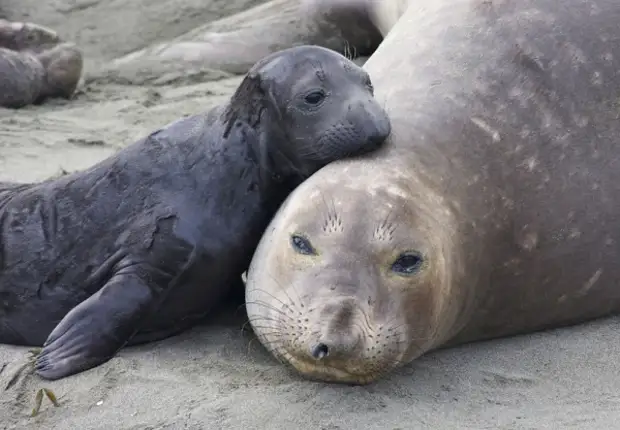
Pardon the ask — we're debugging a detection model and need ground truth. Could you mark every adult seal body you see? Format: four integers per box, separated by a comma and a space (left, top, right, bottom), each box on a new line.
246, 0, 620, 384
104, 0, 386, 83
0, 19, 83, 108
0, 45, 390, 380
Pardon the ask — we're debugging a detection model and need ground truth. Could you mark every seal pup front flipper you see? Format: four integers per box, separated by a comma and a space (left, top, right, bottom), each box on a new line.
34, 216, 195, 381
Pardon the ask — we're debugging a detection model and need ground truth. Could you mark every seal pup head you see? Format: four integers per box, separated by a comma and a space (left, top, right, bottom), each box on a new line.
246, 159, 464, 385
222, 45, 391, 181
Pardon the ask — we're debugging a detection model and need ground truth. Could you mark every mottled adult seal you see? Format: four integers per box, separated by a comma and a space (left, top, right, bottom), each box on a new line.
0, 45, 390, 380
0, 20, 83, 108
246, 0, 620, 385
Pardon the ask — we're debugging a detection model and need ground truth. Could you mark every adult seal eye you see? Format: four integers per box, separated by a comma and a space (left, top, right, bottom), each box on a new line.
304, 90, 325, 106
290, 234, 317, 255
391, 252, 423, 275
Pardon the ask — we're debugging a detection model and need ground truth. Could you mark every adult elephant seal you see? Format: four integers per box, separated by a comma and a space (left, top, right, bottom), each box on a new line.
103, 0, 385, 84
0, 20, 83, 108
246, 0, 620, 385
0, 45, 390, 380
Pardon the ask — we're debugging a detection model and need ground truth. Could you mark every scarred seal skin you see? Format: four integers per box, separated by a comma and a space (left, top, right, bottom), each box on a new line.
0, 45, 391, 380
245, 0, 620, 385
0, 20, 83, 108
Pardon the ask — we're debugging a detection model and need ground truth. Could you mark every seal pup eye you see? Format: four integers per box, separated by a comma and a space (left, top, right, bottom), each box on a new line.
304, 90, 326, 106
290, 234, 317, 255
391, 251, 423, 275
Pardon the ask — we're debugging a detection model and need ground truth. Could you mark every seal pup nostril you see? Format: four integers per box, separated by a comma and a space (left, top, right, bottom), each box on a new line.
311, 343, 330, 359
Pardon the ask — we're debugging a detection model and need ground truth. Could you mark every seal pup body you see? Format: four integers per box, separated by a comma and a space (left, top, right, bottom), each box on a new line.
246, 0, 620, 384
0, 45, 390, 380
0, 20, 83, 108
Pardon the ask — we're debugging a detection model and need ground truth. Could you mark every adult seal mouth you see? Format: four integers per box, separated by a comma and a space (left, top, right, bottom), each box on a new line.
245, 0, 620, 385
0, 45, 390, 381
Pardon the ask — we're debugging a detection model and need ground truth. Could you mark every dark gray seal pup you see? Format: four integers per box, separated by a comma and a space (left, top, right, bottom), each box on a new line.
0, 45, 391, 380
0, 20, 83, 108
245, 0, 620, 385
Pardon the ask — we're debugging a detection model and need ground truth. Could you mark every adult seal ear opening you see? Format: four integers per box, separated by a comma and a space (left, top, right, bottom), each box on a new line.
0, 45, 390, 380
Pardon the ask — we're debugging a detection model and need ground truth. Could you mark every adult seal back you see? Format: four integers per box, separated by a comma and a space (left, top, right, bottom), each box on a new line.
0, 45, 390, 380
245, 0, 620, 384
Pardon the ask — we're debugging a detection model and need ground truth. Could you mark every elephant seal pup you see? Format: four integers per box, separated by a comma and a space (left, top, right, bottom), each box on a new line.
0, 45, 390, 380
0, 43, 83, 108
246, 0, 620, 385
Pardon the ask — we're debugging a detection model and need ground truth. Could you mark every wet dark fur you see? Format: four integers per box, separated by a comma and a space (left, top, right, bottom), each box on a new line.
0, 108, 278, 348
0, 45, 390, 380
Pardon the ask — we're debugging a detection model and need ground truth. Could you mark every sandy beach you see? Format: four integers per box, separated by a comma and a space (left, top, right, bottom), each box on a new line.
1, 1, 620, 428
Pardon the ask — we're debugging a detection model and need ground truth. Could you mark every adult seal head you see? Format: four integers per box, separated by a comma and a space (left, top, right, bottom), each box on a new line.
246, 0, 620, 384
0, 45, 390, 380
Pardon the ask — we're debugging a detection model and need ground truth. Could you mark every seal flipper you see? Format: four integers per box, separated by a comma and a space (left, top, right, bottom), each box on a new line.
34, 271, 163, 380
35, 217, 195, 380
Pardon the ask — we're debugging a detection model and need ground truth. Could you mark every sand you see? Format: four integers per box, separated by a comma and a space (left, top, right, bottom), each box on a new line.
1, 1, 620, 428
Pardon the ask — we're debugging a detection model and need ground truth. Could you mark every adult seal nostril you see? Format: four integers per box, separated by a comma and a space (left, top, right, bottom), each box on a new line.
311, 343, 330, 360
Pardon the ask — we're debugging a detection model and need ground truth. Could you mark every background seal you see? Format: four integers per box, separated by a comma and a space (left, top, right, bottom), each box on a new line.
0, 20, 83, 108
